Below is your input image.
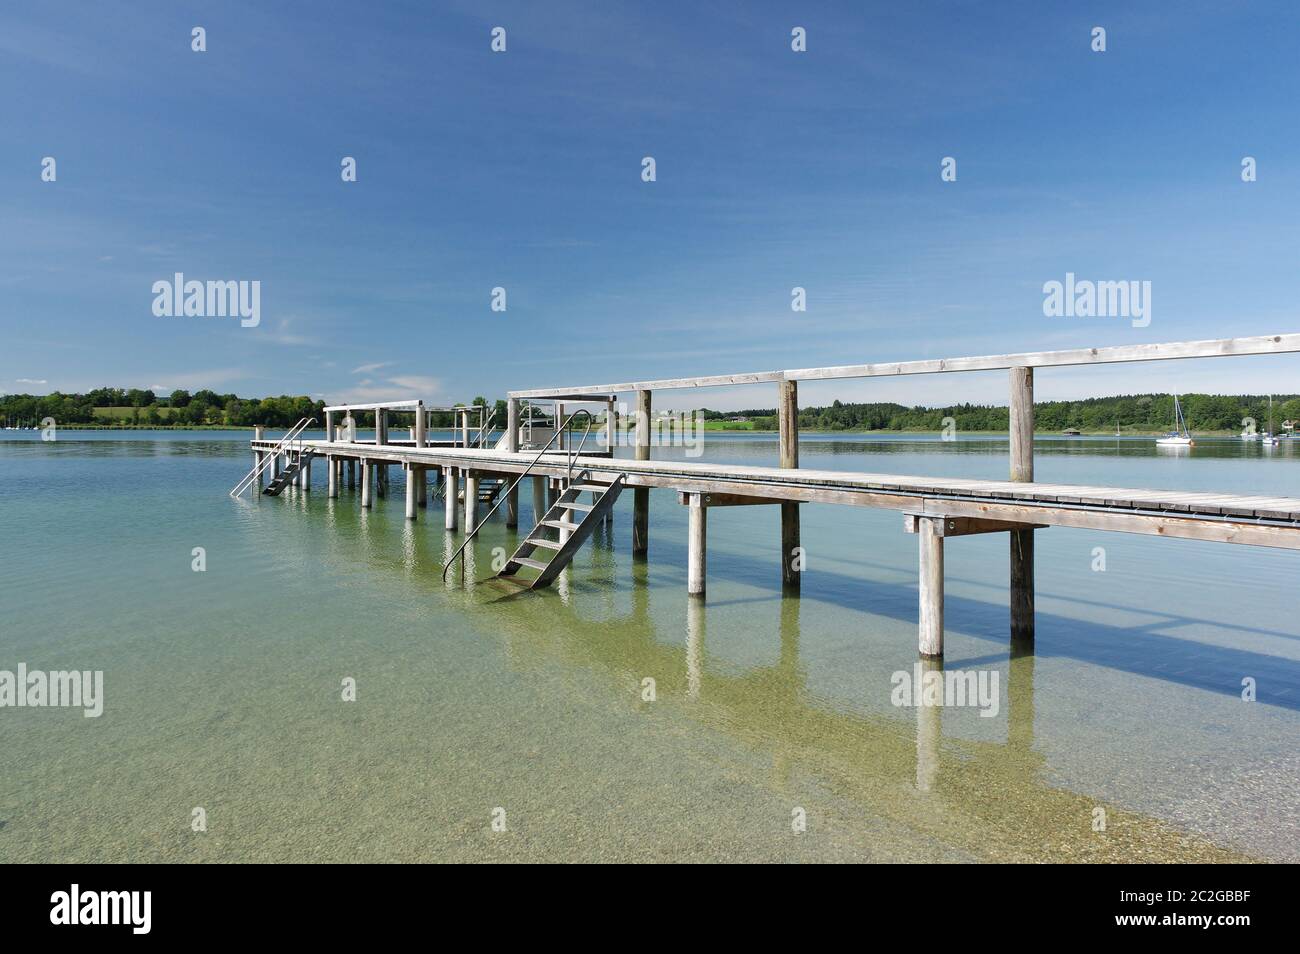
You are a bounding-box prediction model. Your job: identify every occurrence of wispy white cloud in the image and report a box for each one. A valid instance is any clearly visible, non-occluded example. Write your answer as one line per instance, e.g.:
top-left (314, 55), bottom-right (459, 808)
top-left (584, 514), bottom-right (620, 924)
top-left (351, 361), bottom-right (395, 375)
top-left (253, 317), bottom-right (313, 347)
top-left (16, 377), bottom-right (47, 385)
top-left (388, 375), bottom-right (440, 392)
top-left (334, 374), bottom-right (442, 405)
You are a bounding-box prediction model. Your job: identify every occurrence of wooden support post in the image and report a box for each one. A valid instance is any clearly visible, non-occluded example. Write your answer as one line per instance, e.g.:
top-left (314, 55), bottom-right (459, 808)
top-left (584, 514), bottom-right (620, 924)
top-left (376, 407), bottom-right (388, 445)
top-left (327, 455), bottom-right (337, 498)
top-left (253, 425), bottom-right (265, 483)
top-left (376, 463), bottom-right (387, 498)
top-left (778, 379), bottom-right (801, 588)
top-left (465, 472), bottom-right (479, 532)
top-left (346, 459), bottom-right (355, 489)
top-left (444, 466), bottom-right (457, 530)
top-left (532, 475), bottom-right (547, 523)
top-left (918, 516), bottom-right (944, 658)
top-left (1009, 366), bottom-right (1035, 644)
top-left (506, 398), bottom-right (520, 528)
top-left (414, 402), bottom-right (427, 507)
top-left (405, 465), bottom-right (418, 521)
top-left (633, 389), bottom-right (651, 554)
top-left (606, 399), bottom-right (615, 453)
top-left (1010, 528), bottom-right (1034, 642)
top-left (302, 455), bottom-right (311, 491)
top-left (360, 459), bottom-right (372, 508)
top-left (687, 493), bottom-right (706, 596)
top-left (324, 411), bottom-right (334, 443)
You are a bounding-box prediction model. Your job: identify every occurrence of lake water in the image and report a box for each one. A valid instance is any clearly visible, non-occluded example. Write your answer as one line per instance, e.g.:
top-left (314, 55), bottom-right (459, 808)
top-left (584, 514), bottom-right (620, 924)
top-left (2, 430), bottom-right (1297, 862)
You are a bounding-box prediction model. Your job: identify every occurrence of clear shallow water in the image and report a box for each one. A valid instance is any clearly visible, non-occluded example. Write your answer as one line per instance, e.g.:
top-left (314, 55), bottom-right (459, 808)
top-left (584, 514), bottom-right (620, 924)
top-left (1, 430), bottom-right (1297, 862)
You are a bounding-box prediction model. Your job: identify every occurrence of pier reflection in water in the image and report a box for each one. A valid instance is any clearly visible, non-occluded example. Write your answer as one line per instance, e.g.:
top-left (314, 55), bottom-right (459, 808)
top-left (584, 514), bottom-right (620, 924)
top-left (464, 533), bottom-right (1254, 862)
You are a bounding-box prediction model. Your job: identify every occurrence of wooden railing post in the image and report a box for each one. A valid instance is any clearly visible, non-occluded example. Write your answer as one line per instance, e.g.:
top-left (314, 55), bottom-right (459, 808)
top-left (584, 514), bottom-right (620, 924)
top-left (506, 398), bottom-right (520, 527)
top-left (778, 379), bottom-right (800, 588)
top-left (414, 402), bottom-right (427, 507)
top-left (1009, 366), bottom-right (1035, 643)
top-left (633, 389), bottom-right (651, 554)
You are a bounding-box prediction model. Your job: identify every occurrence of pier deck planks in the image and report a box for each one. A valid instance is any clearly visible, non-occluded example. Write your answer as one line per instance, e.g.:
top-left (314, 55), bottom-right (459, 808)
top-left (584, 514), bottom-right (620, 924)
top-left (268, 440), bottom-right (1300, 547)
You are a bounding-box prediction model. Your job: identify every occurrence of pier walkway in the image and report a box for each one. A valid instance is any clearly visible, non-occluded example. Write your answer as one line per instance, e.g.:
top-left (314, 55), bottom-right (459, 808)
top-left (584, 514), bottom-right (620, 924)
top-left (241, 332), bottom-right (1300, 658)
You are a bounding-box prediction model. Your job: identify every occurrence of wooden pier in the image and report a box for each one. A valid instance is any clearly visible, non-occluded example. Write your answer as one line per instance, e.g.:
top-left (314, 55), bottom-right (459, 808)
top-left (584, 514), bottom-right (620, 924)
top-left (240, 332), bottom-right (1300, 659)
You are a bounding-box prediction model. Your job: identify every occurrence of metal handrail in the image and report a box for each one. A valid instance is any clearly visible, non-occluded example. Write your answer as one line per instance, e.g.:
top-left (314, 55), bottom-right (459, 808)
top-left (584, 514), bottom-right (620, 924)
top-left (229, 417), bottom-right (315, 497)
top-left (442, 409), bottom-right (595, 582)
top-left (474, 409), bottom-right (497, 448)
top-left (565, 412), bottom-right (597, 483)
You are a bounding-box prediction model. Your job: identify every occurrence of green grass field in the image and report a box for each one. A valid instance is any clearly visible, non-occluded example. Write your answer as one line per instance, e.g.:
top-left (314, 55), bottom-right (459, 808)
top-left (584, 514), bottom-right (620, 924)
top-left (91, 406), bottom-right (176, 421)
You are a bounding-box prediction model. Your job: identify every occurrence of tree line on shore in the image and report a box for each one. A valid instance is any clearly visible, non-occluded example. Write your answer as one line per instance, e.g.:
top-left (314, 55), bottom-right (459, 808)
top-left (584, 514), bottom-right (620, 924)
top-left (0, 388), bottom-right (509, 429)
top-left (4, 387), bottom-right (1296, 433)
top-left (700, 392), bottom-right (1300, 433)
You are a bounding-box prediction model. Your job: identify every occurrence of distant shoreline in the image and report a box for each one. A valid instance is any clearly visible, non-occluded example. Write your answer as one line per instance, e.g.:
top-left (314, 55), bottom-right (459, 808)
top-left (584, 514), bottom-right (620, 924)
top-left (14, 424), bottom-right (1277, 438)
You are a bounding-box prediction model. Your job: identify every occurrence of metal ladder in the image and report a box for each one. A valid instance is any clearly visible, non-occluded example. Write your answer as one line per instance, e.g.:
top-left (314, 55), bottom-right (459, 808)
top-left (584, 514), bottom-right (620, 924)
top-left (442, 408), bottom-right (625, 587)
top-left (229, 418), bottom-right (315, 497)
top-left (498, 470), bottom-right (625, 589)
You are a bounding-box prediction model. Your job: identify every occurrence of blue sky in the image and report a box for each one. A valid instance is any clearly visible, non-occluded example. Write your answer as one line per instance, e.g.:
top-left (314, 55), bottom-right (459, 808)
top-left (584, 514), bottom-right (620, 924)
top-left (3, 1), bottom-right (1299, 410)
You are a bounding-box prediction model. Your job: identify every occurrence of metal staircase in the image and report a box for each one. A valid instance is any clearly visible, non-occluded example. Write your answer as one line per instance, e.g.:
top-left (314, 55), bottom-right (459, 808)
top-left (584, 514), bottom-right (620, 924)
top-left (443, 408), bottom-right (625, 589)
top-left (498, 471), bottom-right (625, 589)
top-left (477, 477), bottom-right (506, 503)
top-left (450, 476), bottom-right (507, 504)
top-left (229, 417), bottom-right (315, 498)
top-left (262, 451), bottom-right (313, 496)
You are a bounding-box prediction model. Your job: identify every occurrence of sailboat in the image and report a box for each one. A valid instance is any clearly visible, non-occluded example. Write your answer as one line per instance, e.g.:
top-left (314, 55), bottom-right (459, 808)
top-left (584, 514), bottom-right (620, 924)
top-left (1155, 395), bottom-right (1194, 447)
top-left (1262, 396), bottom-right (1280, 447)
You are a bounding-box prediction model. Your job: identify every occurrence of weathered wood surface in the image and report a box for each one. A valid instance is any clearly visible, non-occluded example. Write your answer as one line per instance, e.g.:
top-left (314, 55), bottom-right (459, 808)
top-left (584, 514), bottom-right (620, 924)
top-left (632, 389), bottom-right (651, 555)
top-left (272, 441), bottom-right (1300, 518)
top-left (322, 399), bottom-right (423, 412)
top-left (511, 373), bottom-right (784, 399)
top-left (687, 493), bottom-right (706, 596)
top-left (786, 333), bottom-right (1300, 381)
top-left (778, 378), bottom-right (801, 588)
top-left (917, 517), bottom-right (944, 657)
top-left (257, 441), bottom-right (1300, 546)
top-left (904, 515), bottom-right (1048, 537)
top-left (677, 492), bottom-right (781, 506)
top-left (506, 333), bottom-right (1300, 397)
top-left (1008, 366), bottom-right (1035, 641)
